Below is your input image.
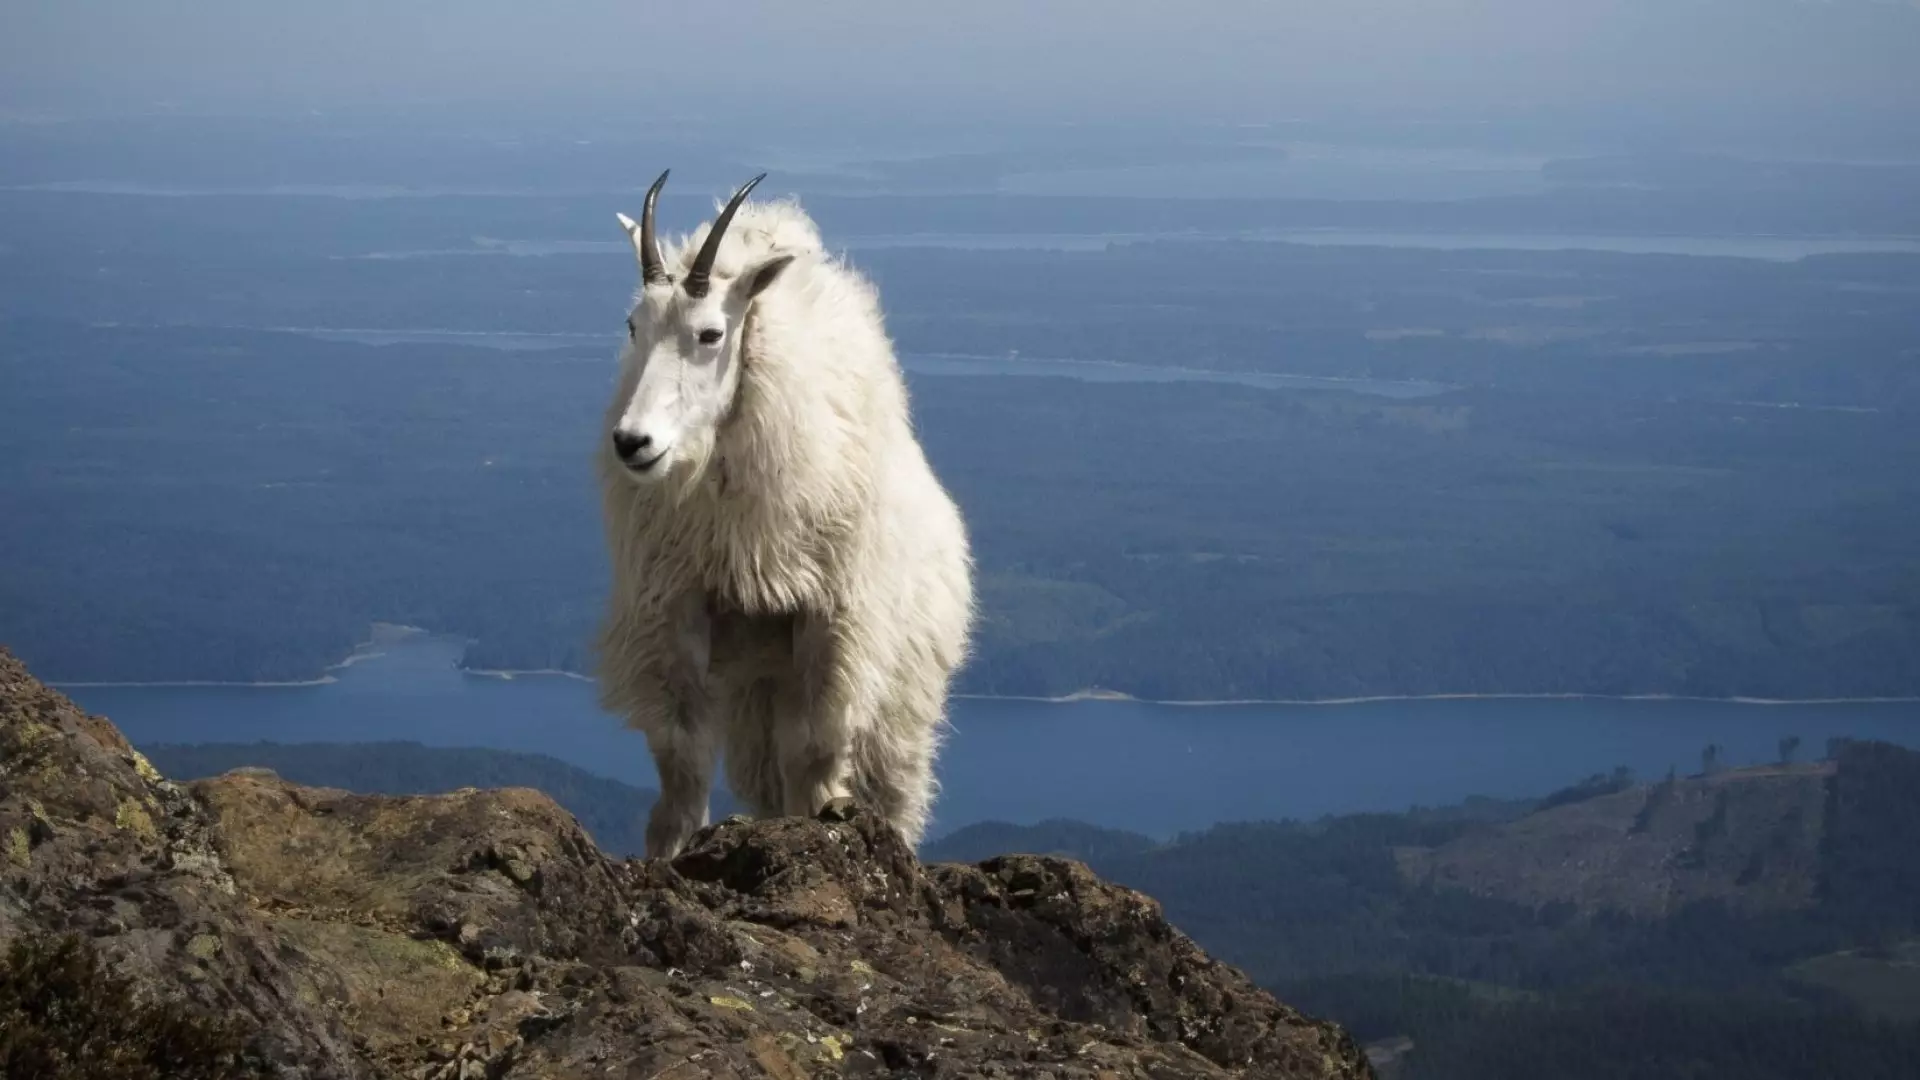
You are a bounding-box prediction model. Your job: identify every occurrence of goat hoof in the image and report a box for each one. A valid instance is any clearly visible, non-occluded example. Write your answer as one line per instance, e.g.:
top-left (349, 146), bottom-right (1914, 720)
top-left (817, 796), bottom-right (859, 823)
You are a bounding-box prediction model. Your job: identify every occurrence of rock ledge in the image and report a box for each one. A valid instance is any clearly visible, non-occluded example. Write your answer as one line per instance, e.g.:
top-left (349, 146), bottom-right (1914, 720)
top-left (0, 649), bottom-right (1370, 1079)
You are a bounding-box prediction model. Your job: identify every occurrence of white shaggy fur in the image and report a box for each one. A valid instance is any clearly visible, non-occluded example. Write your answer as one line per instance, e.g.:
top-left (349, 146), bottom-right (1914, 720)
top-left (596, 180), bottom-right (975, 859)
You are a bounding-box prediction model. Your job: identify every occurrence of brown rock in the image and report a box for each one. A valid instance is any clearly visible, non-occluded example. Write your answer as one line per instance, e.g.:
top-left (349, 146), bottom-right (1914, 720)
top-left (0, 648), bottom-right (1372, 1078)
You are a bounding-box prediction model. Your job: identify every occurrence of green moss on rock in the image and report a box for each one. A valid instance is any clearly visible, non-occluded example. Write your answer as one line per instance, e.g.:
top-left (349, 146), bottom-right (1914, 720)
top-left (0, 933), bottom-right (262, 1079)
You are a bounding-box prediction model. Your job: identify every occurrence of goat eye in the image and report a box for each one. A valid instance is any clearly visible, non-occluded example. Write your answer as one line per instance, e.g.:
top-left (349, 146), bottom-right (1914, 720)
top-left (626, 314), bottom-right (639, 341)
top-left (698, 328), bottom-right (724, 346)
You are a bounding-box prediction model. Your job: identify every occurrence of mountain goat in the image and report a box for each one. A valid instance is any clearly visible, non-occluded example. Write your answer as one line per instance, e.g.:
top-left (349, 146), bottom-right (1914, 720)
top-left (596, 171), bottom-right (975, 859)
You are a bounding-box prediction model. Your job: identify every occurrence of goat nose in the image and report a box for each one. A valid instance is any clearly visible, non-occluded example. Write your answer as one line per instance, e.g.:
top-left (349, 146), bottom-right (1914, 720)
top-left (611, 431), bottom-right (652, 461)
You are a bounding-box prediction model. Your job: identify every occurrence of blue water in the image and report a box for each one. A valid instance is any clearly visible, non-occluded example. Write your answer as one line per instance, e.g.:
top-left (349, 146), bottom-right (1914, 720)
top-left (903, 353), bottom-right (1448, 398)
top-left (351, 231), bottom-right (1920, 261)
top-left (59, 633), bottom-right (1919, 840)
top-left (276, 327), bottom-right (1451, 398)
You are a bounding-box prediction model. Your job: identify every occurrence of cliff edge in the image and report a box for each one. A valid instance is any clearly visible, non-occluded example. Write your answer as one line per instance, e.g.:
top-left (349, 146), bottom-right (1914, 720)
top-left (0, 649), bottom-right (1370, 1079)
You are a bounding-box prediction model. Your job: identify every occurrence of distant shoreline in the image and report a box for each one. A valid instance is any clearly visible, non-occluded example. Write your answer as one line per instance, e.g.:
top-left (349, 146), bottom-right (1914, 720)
top-left (52, 667), bottom-right (1920, 708)
top-left (387, 668), bottom-right (1920, 708)
top-left (462, 667), bottom-right (595, 684)
top-left (44, 621), bottom-right (1920, 705)
top-left (52, 676), bottom-right (342, 689)
top-left (49, 623), bottom-right (410, 691)
top-left (954, 689), bottom-right (1920, 708)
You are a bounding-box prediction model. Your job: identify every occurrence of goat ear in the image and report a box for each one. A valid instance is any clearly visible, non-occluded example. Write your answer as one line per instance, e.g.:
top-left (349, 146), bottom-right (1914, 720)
top-left (615, 212), bottom-right (642, 253)
top-left (743, 253), bottom-right (796, 300)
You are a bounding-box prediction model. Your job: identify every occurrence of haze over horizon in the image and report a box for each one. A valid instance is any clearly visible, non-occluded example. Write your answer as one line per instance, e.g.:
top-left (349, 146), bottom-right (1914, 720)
top-left (6, 0), bottom-right (1918, 153)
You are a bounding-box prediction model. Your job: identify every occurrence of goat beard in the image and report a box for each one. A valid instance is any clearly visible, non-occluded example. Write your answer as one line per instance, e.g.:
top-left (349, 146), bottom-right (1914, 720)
top-left (667, 431), bottom-right (720, 505)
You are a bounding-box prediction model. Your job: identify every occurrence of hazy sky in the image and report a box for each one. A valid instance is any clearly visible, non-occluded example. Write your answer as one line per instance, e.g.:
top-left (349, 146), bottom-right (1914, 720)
top-left (5, 1), bottom-right (1918, 126)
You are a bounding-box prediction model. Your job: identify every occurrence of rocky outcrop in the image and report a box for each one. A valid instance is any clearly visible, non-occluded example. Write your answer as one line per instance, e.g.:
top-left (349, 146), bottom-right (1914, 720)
top-left (0, 648), bottom-right (1370, 1079)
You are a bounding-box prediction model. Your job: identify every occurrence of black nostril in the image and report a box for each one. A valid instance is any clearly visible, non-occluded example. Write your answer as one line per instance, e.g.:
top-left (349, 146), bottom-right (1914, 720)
top-left (611, 431), bottom-right (652, 460)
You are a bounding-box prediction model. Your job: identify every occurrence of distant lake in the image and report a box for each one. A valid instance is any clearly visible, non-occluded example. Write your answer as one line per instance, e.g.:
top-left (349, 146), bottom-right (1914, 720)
top-left (61, 633), bottom-right (1920, 840)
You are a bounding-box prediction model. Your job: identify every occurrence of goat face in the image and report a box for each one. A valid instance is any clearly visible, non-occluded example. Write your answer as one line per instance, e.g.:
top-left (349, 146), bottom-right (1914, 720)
top-left (607, 172), bottom-right (793, 485)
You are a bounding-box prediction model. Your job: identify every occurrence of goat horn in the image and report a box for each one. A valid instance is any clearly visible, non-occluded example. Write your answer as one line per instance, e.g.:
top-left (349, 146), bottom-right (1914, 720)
top-left (683, 173), bottom-right (766, 299)
top-left (638, 169), bottom-right (671, 286)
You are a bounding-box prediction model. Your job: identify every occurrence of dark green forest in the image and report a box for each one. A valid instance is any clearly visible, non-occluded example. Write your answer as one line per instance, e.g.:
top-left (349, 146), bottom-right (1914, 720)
top-left (1282, 981), bottom-right (1920, 1080)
